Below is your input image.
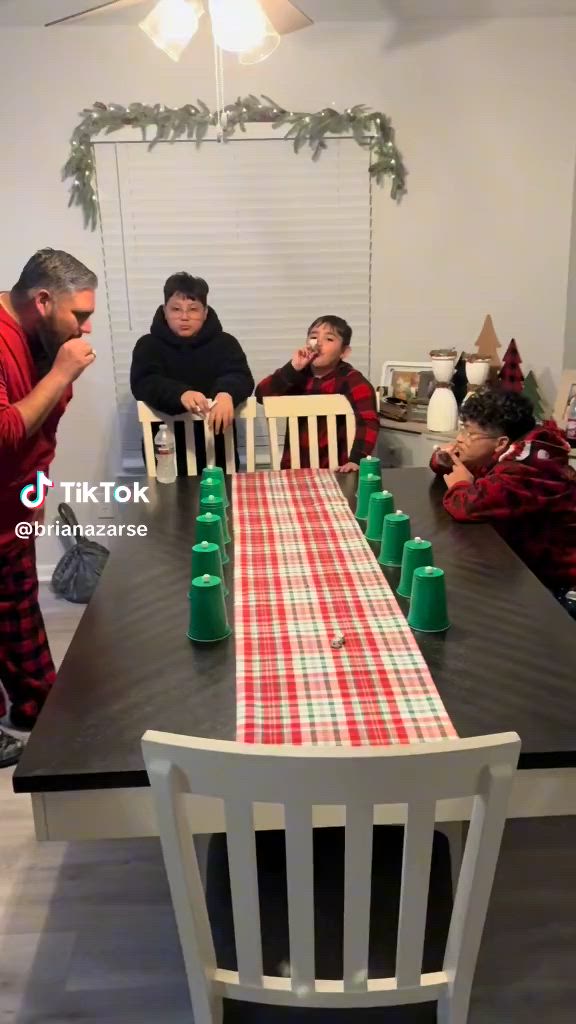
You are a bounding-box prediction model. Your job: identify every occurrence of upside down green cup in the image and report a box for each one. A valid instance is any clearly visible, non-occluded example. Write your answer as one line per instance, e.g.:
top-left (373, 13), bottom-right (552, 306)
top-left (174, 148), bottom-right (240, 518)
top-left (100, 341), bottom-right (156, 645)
top-left (195, 512), bottom-right (229, 565)
top-left (356, 456), bottom-right (382, 497)
top-left (356, 473), bottom-right (382, 521)
top-left (187, 574), bottom-right (231, 643)
top-left (407, 566), bottom-right (450, 633)
top-left (365, 490), bottom-right (395, 542)
top-left (397, 537), bottom-right (434, 598)
top-left (201, 466), bottom-right (229, 508)
top-left (191, 541), bottom-right (229, 597)
top-left (359, 455), bottom-right (382, 479)
top-left (378, 511), bottom-right (411, 567)
top-left (200, 476), bottom-right (225, 504)
top-left (200, 494), bottom-right (231, 544)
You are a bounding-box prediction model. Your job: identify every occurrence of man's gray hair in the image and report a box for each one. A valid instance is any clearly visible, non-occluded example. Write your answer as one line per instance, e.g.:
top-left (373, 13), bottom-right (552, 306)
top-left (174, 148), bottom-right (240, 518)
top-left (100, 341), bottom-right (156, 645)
top-left (13, 248), bottom-right (98, 296)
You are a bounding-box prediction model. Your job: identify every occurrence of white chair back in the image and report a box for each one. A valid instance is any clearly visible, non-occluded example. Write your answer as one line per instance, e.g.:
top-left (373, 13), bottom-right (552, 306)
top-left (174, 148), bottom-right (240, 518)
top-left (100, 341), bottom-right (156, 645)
top-left (262, 394), bottom-right (356, 470)
top-left (137, 398), bottom-right (257, 477)
top-left (142, 731), bottom-right (520, 1024)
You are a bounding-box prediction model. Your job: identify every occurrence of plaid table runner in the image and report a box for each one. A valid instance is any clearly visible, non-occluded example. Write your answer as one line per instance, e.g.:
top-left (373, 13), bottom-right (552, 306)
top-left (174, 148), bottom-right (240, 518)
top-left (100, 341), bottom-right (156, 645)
top-left (233, 470), bottom-right (457, 745)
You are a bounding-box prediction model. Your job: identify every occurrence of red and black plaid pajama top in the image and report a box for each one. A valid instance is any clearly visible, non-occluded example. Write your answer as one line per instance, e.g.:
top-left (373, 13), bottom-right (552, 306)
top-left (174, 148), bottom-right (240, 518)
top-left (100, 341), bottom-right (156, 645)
top-left (255, 360), bottom-right (379, 469)
top-left (0, 304), bottom-right (72, 728)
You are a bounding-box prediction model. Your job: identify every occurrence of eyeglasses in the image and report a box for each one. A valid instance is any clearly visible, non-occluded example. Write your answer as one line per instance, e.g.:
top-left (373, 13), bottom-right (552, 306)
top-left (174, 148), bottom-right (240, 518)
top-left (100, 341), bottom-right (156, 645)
top-left (457, 426), bottom-right (499, 442)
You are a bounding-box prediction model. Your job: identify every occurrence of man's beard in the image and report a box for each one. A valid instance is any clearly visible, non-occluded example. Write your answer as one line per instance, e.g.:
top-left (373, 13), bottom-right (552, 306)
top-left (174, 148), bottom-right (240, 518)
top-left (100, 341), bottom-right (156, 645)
top-left (31, 320), bottom-right (65, 377)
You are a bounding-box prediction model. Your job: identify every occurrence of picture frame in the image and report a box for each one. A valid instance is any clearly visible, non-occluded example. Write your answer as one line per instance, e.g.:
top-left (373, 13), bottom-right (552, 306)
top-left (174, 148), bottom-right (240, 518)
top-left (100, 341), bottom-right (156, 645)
top-left (554, 369), bottom-right (576, 426)
top-left (379, 361), bottom-right (435, 405)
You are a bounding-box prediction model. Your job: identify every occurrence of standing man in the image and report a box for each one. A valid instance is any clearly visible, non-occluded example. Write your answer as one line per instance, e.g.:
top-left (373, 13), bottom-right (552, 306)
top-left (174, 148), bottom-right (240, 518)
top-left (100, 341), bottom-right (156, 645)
top-left (0, 249), bottom-right (98, 766)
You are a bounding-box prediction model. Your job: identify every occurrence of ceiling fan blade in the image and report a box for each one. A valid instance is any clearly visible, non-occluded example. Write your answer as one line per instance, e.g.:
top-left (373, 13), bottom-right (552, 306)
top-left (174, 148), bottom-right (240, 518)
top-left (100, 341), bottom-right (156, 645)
top-left (45, 0), bottom-right (145, 27)
top-left (259, 0), bottom-right (313, 35)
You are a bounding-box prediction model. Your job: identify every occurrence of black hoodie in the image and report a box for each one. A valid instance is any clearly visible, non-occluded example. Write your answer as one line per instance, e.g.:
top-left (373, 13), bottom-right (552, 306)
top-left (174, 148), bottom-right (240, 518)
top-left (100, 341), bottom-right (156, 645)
top-left (130, 305), bottom-right (254, 415)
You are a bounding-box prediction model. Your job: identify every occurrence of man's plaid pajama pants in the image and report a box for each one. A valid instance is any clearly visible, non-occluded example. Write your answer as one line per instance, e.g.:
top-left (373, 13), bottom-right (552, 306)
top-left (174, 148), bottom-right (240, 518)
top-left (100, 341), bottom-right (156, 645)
top-left (0, 539), bottom-right (55, 728)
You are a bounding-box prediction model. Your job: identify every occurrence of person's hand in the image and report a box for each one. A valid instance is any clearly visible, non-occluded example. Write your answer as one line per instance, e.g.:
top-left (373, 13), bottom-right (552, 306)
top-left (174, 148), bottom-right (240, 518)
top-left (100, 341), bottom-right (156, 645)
top-left (52, 339), bottom-right (96, 384)
top-left (444, 453), bottom-right (474, 489)
top-left (433, 443), bottom-right (459, 471)
top-left (291, 345), bottom-right (317, 372)
top-left (208, 392), bottom-right (234, 434)
top-left (181, 390), bottom-right (210, 417)
top-left (336, 462), bottom-right (359, 473)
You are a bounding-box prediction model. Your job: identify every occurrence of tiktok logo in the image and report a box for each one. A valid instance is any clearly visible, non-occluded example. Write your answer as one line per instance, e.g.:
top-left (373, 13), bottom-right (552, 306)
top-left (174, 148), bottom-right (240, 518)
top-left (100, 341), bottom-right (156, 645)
top-left (20, 471), bottom-right (54, 509)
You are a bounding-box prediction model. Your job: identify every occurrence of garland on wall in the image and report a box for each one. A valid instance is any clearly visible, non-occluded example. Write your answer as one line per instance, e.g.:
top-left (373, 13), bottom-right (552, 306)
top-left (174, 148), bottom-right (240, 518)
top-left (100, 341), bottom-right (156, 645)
top-left (63, 94), bottom-right (408, 230)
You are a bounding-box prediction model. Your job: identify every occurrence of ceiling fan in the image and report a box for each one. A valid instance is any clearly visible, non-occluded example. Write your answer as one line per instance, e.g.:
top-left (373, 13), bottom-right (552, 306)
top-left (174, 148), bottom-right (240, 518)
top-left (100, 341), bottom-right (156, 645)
top-left (45, 0), bottom-right (313, 63)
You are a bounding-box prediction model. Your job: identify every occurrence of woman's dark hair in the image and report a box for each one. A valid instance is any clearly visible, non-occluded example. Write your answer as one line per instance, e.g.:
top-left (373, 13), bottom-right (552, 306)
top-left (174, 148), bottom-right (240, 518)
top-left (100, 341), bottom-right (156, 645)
top-left (308, 315), bottom-right (352, 348)
top-left (164, 273), bottom-right (209, 306)
top-left (461, 388), bottom-right (536, 441)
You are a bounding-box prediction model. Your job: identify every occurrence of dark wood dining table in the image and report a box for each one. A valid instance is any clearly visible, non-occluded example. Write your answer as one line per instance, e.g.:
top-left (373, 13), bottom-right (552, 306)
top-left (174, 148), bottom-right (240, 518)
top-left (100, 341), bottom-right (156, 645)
top-left (13, 468), bottom-right (576, 840)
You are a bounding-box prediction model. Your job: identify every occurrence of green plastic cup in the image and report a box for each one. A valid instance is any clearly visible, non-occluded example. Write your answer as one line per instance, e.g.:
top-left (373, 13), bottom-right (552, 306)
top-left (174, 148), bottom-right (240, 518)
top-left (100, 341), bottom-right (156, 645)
top-left (378, 510), bottom-right (411, 567)
top-left (187, 573), bottom-right (231, 643)
top-left (191, 541), bottom-right (229, 597)
top-left (201, 466), bottom-right (229, 508)
top-left (365, 490), bottom-right (395, 542)
top-left (195, 512), bottom-right (229, 565)
top-left (356, 473), bottom-right (382, 521)
top-left (397, 537), bottom-right (434, 598)
top-left (407, 566), bottom-right (450, 633)
top-left (200, 476), bottom-right (225, 503)
top-left (359, 455), bottom-right (381, 479)
top-left (200, 494), bottom-right (231, 544)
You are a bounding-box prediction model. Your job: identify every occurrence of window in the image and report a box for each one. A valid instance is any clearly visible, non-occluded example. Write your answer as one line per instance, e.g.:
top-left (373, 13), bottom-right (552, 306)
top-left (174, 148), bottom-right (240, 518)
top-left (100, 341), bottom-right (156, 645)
top-left (95, 135), bottom-right (372, 467)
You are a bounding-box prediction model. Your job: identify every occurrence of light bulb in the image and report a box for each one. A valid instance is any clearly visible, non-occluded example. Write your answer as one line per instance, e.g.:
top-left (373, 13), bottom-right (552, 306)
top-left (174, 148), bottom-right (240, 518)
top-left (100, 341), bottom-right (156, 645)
top-left (140, 0), bottom-right (202, 63)
top-left (209, 0), bottom-right (271, 54)
top-left (238, 27), bottom-right (280, 65)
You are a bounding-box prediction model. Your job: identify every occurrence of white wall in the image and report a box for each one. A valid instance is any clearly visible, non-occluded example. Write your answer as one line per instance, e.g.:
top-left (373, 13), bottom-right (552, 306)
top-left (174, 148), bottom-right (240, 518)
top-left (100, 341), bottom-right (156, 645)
top-left (1, 16), bottom-right (575, 568)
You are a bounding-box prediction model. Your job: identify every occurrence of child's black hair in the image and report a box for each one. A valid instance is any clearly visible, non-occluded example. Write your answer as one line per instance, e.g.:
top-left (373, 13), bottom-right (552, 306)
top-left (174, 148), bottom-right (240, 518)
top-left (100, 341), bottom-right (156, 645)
top-left (164, 273), bottom-right (209, 306)
top-left (307, 316), bottom-right (352, 348)
top-left (461, 388), bottom-right (536, 441)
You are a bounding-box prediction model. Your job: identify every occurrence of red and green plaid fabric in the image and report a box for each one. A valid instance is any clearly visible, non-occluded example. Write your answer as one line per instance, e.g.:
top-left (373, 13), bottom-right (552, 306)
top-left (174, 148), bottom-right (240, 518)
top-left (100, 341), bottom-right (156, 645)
top-left (233, 469), bottom-right (456, 745)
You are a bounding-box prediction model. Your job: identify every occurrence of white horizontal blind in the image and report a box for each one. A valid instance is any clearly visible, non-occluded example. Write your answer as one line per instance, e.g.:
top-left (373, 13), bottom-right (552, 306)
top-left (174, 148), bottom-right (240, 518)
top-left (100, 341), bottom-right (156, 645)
top-left (95, 137), bottom-right (372, 467)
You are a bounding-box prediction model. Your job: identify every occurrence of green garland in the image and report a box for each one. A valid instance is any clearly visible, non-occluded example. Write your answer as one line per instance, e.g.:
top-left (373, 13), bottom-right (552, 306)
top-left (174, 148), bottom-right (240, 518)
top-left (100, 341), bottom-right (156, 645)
top-left (63, 94), bottom-right (407, 230)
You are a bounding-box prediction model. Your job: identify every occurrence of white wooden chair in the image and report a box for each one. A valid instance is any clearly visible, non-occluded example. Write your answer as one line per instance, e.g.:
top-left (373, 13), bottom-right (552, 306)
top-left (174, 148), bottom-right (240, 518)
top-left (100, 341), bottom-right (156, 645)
top-left (262, 394), bottom-right (356, 470)
top-left (137, 398), bottom-right (257, 476)
top-left (142, 730), bottom-right (520, 1024)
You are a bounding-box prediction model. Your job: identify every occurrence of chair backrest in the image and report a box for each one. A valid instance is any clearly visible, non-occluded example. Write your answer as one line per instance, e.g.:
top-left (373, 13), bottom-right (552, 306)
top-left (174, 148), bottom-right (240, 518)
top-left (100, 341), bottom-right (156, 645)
top-left (142, 731), bottom-right (520, 1023)
top-left (262, 394), bottom-right (356, 470)
top-left (137, 398), bottom-right (257, 477)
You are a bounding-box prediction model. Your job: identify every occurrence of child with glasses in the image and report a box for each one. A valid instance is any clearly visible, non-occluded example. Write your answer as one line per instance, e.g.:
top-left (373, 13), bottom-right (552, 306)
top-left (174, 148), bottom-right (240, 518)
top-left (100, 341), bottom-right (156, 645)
top-left (430, 388), bottom-right (576, 610)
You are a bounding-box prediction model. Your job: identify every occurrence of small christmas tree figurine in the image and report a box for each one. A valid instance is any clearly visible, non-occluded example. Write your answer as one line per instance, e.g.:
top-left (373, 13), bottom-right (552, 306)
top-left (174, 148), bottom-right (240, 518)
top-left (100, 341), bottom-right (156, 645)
top-left (474, 314), bottom-right (501, 367)
top-left (523, 370), bottom-right (545, 421)
top-left (499, 338), bottom-right (524, 392)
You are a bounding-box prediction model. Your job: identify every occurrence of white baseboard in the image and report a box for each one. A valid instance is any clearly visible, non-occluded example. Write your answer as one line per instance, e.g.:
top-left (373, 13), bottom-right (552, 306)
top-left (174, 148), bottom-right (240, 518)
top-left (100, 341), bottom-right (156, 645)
top-left (38, 564), bottom-right (57, 583)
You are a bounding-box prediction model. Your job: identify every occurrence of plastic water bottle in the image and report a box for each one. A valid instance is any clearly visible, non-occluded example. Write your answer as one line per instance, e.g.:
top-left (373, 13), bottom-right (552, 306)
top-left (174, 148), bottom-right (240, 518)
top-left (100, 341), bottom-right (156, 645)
top-left (155, 423), bottom-right (177, 484)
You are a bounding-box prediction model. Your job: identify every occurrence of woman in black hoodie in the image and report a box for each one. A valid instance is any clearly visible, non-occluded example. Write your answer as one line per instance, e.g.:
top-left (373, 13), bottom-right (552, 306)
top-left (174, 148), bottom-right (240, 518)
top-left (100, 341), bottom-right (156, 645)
top-left (130, 273), bottom-right (254, 473)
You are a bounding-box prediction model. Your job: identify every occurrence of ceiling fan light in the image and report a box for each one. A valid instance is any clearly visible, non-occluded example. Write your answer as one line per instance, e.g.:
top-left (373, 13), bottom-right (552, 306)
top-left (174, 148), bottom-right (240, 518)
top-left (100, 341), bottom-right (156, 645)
top-left (238, 27), bottom-right (280, 65)
top-left (139, 0), bottom-right (202, 62)
top-left (209, 0), bottom-right (269, 54)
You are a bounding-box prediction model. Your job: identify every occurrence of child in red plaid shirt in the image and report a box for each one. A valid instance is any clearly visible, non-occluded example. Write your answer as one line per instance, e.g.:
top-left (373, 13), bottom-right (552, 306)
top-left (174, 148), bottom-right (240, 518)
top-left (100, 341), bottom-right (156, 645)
top-left (255, 316), bottom-right (378, 473)
top-left (430, 389), bottom-right (576, 604)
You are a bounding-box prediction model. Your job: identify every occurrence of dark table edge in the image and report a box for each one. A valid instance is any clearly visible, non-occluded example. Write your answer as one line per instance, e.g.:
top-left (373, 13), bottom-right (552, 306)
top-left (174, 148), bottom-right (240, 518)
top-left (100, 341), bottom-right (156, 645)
top-left (12, 750), bottom-right (574, 795)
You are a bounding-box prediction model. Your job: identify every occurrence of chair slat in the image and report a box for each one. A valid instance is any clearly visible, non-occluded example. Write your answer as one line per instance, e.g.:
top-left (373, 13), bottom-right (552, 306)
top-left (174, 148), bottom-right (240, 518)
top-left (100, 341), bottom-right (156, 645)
top-left (327, 416), bottom-right (339, 468)
top-left (268, 417), bottom-right (281, 471)
top-left (142, 424), bottom-right (157, 478)
top-left (343, 803), bottom-right (374, 991)
top-left (284, 803), bottom-right (315, 990)
top-left (224, 799), bottom-right (263, 986)
top-left (183, 418), bottom-right (198, 476)
top-left (396, 800), bottom-right (435, 988)
top-left (288, 417), bottom-right (301, 469)
top-left (245, 413), bottom-right (256, 472)
top-left (204, 421), bottom-right (216, 469)
top-left (308, 416), bottom-right (320, 469)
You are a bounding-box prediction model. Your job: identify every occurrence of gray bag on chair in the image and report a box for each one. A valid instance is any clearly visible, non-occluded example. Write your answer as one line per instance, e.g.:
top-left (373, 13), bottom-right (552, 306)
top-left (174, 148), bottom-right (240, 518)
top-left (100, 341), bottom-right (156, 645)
top-left (51, 503), bottom-right (110, 604)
